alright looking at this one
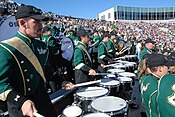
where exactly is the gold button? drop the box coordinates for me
[24,69,27,72]
[21,61,24,64]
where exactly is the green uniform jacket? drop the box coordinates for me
[68,33,79,46]
[157,74,175,117]
[139,74,159,117]
[107,39,116,58]
[0,31,56,116]
[42,34,59,55]
[139,47,152,62]
[98,41,111,65]
[92,35,101,48]
[73,42,92,83]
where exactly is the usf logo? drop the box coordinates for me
[37,47,47,54]
[141,83,150,94]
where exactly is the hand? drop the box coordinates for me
[109,59,113,64]
[21,100,37,117]
[100,64,105,68]
[62,81,74,90]
[89,44,93,48]
[88,69,97,76]
[115,52,120,55]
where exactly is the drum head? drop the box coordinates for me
[107,69,125,73]
[113,64,126,69]
[91,96,127,112]
[99,78,120,87]
[63,105,82,117]
[75,87,108,99]
[84,113,110,117]
[118,72,136,77]
[61,37,74,61]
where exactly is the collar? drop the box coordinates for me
[79,41,87,48]
[16,31,33,44]
[151,73,162,79]
[145,47,152,53]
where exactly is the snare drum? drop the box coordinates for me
[118,77,132,91]
[74,87,109,113]
[83,113,110,117]
[118,72,136,86]
[98,78,120,96]
[62,105,82,117]
[90,96,128,117]
[124,63,135,72]
[118,72,136,78]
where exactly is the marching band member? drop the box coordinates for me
[139,38,156,62]
[89,29,102,69]
[98,32,113,73]
[0,5,57,117]
[73,28,97,83]
[139,54,174,117]
[107,31,118,58]
[42,25,74,91]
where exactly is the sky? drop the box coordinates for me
[13,0,175,19]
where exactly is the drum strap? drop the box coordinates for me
[78,45,92,63]
[2,37,46,82]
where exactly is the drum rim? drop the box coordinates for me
[83,112,110,117]
[75,87,109,100]
[98,78,120,87]
[107,69,125,73]
[90,96,127,114]
[118,72,136,77]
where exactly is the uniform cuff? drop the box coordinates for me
[7,90,27,110]
[82,65,91,72]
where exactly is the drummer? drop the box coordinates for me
[73,28,97,83]
[42,26,74,91]
[98,32,113,73]
[107,31,120,58]
[139,38,156,62]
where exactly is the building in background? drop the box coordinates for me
[97,6,175,21]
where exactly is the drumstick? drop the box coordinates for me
[96,73,114,75]
[120,47,129,54]
[118,46,127,53]
[33,112,44,117]
[104,63,118,68]
[73,80,101,88]
[113,57,120,60]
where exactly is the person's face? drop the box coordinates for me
[147,42,155,49]
[159,65,169,76]
[84,36,90,43]
[111,35,116,40]
[46,30,52,35]
[81,35,90,44]
[25,18,43,38]
[103,36,109,42]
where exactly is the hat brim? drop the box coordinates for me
[145,41,156,44]
[30,15,49,21]
[165,60,175,66]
